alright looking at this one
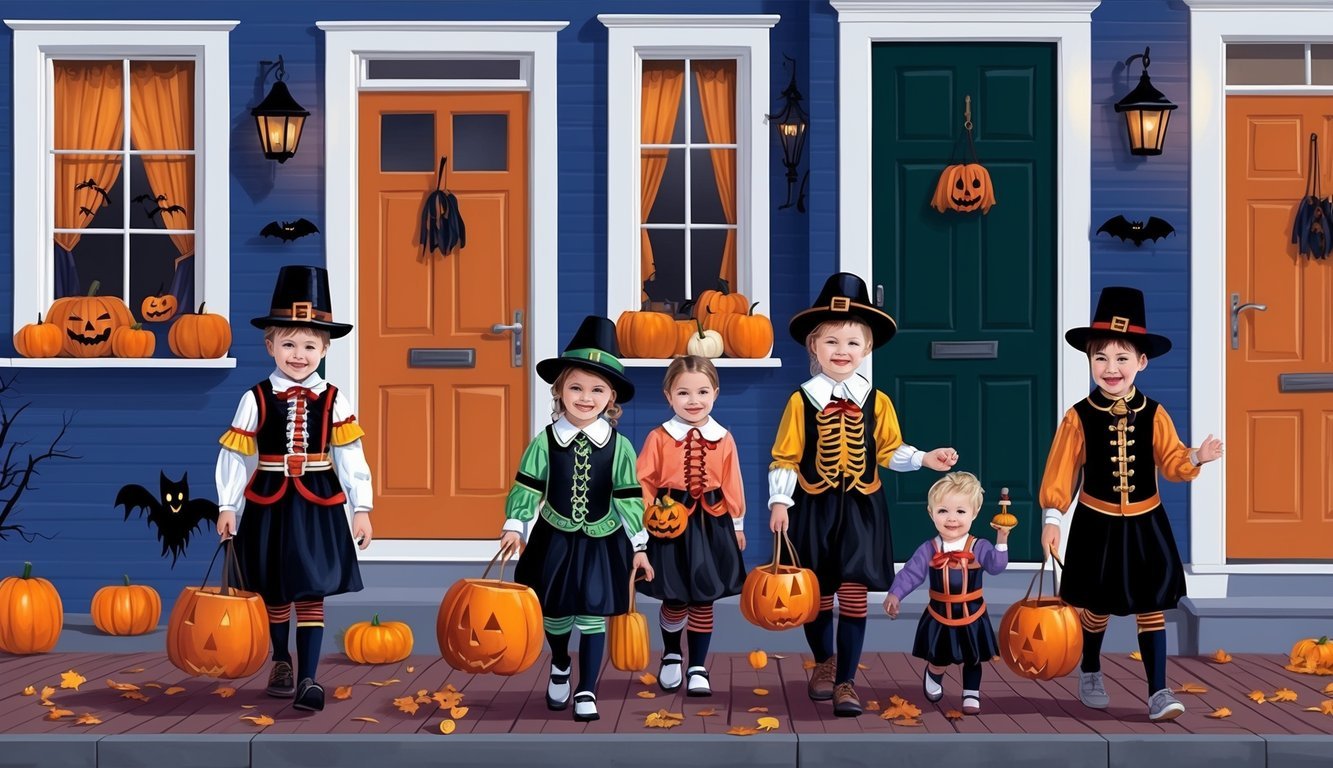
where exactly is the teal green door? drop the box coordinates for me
[871,43,1056,563]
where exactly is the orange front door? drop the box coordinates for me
[1225,96,1333,559]
[358,91,529,539]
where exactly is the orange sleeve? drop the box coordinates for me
[718,434,746,519]
[769,392,805,471]
[1154,406,1201,483]
[1038,408,1086,513]
[637,428,666,507]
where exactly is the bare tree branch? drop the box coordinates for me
[0,376,78,542]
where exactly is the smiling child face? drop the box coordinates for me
[560,368,614,427]
[667,369,717,426]
[812,322,869,380]
[1090,340,1147,399]
[931,490,980,544]
[266,328,328,381]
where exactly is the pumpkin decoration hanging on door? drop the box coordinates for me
[931,95,997,214]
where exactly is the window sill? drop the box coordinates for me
[0,357,236,368]
[621,357,781,368]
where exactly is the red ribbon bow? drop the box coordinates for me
[930,550,975,569]
[276,386,321,402]
[821,398,861,416]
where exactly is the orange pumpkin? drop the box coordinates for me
[931,163,997,214]
[992,511,1018,527]
[0,561,64,654]
[13,313,63,358]
[166,583,269,678]
[91,575,161,636]
[644,495,688,539]
[673,319,697,356]
[1289,636,1333,673]
[615,310,676,359]
[748,649,768,670]
[997,597,1082,680]
[437,556,543,676]
[608,576,650,672]
[720,302,774,358]
[168,302,232,359]
[740,534,820,631]
[694,284,749,322]
[111,323,156,358]
[344,614,414,664]
[47,280,133,358]
[140,290,179,323]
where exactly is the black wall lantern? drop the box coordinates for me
[767,55,809,211]
[1114,47,1177,157]
[252,55,309,163]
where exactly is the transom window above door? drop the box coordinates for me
[1226,44,1333,86]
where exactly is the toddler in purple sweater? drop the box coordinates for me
[882,472,1010,714]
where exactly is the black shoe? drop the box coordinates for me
[572,691,599,722]
[265,661,295,698]
[292,678,325,712]
[546,664,571,711]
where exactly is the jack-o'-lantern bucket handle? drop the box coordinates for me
[768,530,804,574]
[626,572,645,614]
[480,547,517,583]
[199,540,248,596]
[1022,546,1066,601]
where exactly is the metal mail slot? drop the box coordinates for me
[408,348,475,368]
[1278,373,1333,393]
[930,340,998,360]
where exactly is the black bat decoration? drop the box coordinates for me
[1097,215,1176,247]
[115,471,220,567]
[132,193,188,220]
[75,178,111,205]
[260,217,320,242]
[79,206,96,217]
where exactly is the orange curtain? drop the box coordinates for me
[640,61,684,296]
[694,61,737,291]
[130,61,195,262]
[53,61,124,253]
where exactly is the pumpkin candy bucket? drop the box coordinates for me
[996,550,1082,681]
[166,541,269,679]
[608,574,650,672]
[740,531,821,631]
[437,549,543,676]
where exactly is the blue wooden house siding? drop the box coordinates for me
[0,0,1193,612]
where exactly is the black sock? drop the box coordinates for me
[834,615,867,685]
[576,632,605,695]
[270,621,291,663]
[546,631,572,670]
[295,625,323,683]
[804,609,835,662]
[660,604,685,656]
[687,630,711,666]
[1138,629,1167,696]
[962,662,983,690]
[1081,629,1106,673]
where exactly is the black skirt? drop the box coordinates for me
[233,490,363,606]
[912,611,1000,667]
[1059,503,1186,616]
[515,517,635,618]
[638,509,745,605]
[789,487,895,593]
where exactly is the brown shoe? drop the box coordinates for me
[807,656,836,701]
[832,682,863,717]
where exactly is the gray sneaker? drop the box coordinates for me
[1079,671,1110,709]
[1148,688,1185,721]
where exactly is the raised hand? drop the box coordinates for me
[922,447,960,471]
[1196,434,1224,464]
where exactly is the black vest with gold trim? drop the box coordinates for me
[1073,389,1160,506]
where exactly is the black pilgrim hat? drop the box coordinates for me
[788,272,898,349]
[1064,286,1172,359]
[250,265,353,338]
[536,315,635,403]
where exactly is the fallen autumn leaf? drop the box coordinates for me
[72,714,102,726]
[351,716,380,723]
[333,686,354,700]
[240,715,275,727]
[213,687,236,698]
[756,716,780,731]
[1207,707,1233,718]
[59,671,86,691]
[164,687,186,696]
[393,696,420,715]
[1210,649,1233,664]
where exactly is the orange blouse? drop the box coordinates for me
[637,424,745,520]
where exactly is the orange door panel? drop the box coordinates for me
[358,91,529,539]
[1225,96,1333,559]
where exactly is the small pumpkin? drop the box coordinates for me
[992,511,1018,527]
[996,596,1082,681]
[47,279,133,358]
[13,313,63,358]
[166,582,269,679]
[91,575,161,636]
[0,562,64,655]
[438,569,543,676]
[686,319,724,358]
[644,494,688,540]
[748,649,768,670]
[615,310,676,359]
[111,322,156,358]
[608,577,650,672]
[694,283,749,322]
[140,289,179,323]
[931,163,997,214]
[344,613,414,664]
[1289,636,1333,673]
[168,302,232,359]
[720,302,774,359]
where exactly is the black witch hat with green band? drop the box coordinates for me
[536,315,635,403]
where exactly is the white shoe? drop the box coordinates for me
[546,664,571,711]
[572,691,599,722]
[686,666,711,697]
[658,653,683,692]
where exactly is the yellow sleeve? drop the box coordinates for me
[1154,406,1201,483]
[873,390,905,467]
[218,427,256,456]
[331,419,367,446]
[769,392,805,471]
[1038,408,1086,513]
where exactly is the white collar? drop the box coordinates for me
[551,415,612,448]
[270,370,327,394]
[801,372,871,409]
[662,416,727,442]
[937,535,970,552]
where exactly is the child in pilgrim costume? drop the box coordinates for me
[499,315,655,722]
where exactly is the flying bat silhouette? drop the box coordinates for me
[79,206,96,217]
[115,471,220,567]
[75,178,111,205]
[260,217,320,242]
[132,193,188,220]
[1097,215,1176,247]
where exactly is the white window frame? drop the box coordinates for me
[599,14,778,358]
[6,20,235,368]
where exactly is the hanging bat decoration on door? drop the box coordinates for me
[1096,215,1176,247]
[115,471,220,567]
[260,218,320,242]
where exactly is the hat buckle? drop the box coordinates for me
[830,296,851,312]
[290,301,313,321]
[1109,315,1130,333]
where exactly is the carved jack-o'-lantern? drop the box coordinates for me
[996,597,1082,681]
[166,584,269,679]
[740,536,820,631]
[644,495,688,540]
[47,279,133,358]
[437,576,542,676]
[140,290,179,323]
[931,163,997,214]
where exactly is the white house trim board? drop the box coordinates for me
[6,20,235,339]
[598,14,778,327]
[1184,1,1333,583]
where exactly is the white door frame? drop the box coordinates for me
[318,21,567,561]
[1185,0,1333,585]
